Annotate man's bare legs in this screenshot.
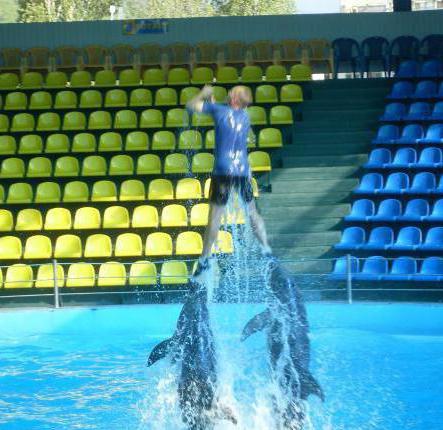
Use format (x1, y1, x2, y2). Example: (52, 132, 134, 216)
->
(201, 203, 225, 259)
(247, 199, 272, 254)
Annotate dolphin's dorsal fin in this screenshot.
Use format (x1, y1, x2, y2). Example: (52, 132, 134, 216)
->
(241, 310, 271, 341)
(301, 372, 325, 402)
(146, 337, 174, 367)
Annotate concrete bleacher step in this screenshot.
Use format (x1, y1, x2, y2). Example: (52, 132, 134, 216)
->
(301, 108, 382, 122)
(266, 218, 342, 234)
(259, 191, 352, 206)
(277, 154, 367, 168)
(261, 204, 350, 219)
(271, 166, 359, 180)
(292, 130, 374, 144)
(268, 231, 341, 247)
(270, 178, 358, 194)
(283, 142, 369, 157)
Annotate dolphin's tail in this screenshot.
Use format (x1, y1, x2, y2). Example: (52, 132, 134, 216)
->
(147, 337, 174, 367)
(301, 371, 325, 402)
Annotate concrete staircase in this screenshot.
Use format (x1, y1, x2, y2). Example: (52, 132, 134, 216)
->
(259, 78, 391, 273)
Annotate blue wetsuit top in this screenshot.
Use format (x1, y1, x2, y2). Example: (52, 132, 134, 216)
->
(202, 102, 250, 177)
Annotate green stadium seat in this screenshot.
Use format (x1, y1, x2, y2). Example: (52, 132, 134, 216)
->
(265, 65, 287, 82)
(91, 180, 117, 202)
(98, 132, 123, 152)
(136, 154, 161, 175)
(129, 260, 157, 285)
(214, 230, 233, 253)
(258, 128, 283, 148)
(35, 263, 65, 288)
(164, 153, 189, 174)
(190, 203, 209, 226)
(178, 130, 202, 150)
(191, 67, 214, 85)
(0, 157, 25, 178)
(94, 70, 116, 87)
(63, 181, 89, 202)
(23, 234, 52, 259)
(4, 264, 32, 287)
(160, 261, 188, 285)
(247, 129, 256, 147)
(139, 109, 163, 128)
(54, 91, 78, 109)
(115, 233, 143, 257)
(70, 71, 92, 88)
(161, 204, 188, 227)
(114, 109, 137, 129)
(35, 182, 61, 203)
(97, 262, 126, 287)
(18, 134, 43, 154)
(15, 208, 42, 231)
(82, 155, 107, 176)
(103, 206, 130, 229)
(290, 64, 312, 81)
(280, 84, 303, 102)
(88, 110, 112, 130)
(45, 71, 68, 89)
(119, 179, 145, 201)
(104, 89, 128, 107)
(22, 72, 43, 89)
(241, 66, 263, 83)
(0, 114, 9, 133)
(151, 130, 176, 150)
(11, 113, 35, 132)
(216, 66, 239, 84)
(192, 152, 214, 173)
(212, 86, 228, 103)
(148, 179, 174, 200)
(72, 133, 96, 152)
(79, 89, 102, 108)
(247, 106, 267, 125)
(125, 131, 149, 151)
(54, 234, 82, 258)
(179, 87, 199, 105)
(176, 178, 202, 199)
(45, 134, 69, 153)
(155, 87, 178, 106)
(167, 67, 190, 85)
(36, 112, 61, 131)
(119, 69, 140, 86)
(84, 234, 112, 257)
(146, 232, 173, 256)
(270, 105, 293, 124)
(192, 112, 214, 127)
(205, 130, 215, 149)
(62, 111, 87, 131)
(129, 88, 152, 107)
(0, 185, 4, 203)
(255, 85, 278, 103)
(66, 263, 95, 287)
(0, 136, 17, 154)
(143, 68, 166, 86)
(54, 156, 79, 177)
(6, 183, 33, 204)
(109, 154, 134, 176)
(73, 207, 101, 230)
(44, 208, 72, 230)
(249, 151, 272, 172)
(26, 156, 51, 177)
(0, 209, 13, 231)
(166, 108, 189, 128)
(4, 92, 27, 110)
(29, 91, 52, 110)
(176, 231, 203, 255)
(0, 73, 19, 90)
(132, 205, 159, 228)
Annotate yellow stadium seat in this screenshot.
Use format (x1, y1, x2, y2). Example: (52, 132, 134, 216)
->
(142, 68, 166, 86)
(148, 179, 174, 200)
(0, 72, 19, 90)
(255, 84, 278, 103)
(62, 111, 87, 131)
(247, 106, 267, 125)
(270, 105, 293, 125)
(29, 91, 52, 110)
(241, 65, 263, 83)
(63, 181, 89, 202)
(251, 177, 259, 197)
(35, 263, 65, 288)
(132, 205, 159, 228)
(88, 111, 112, 130)
(176, 231, 203, 255)
(129, 260, 157, 285)
(4, 264, 32, 288)
(98, 132, 123, 152)
(205, 130, 215, 149)
(136, 154, 161, 175)
(115, 233, 143, 257)
(95, 70, 116, 87)
(84, 234, 112, 257)
(6, 183, 33, 204)
(54, 234, 82, 258)
(160, 261, 188, 285)
(45, 134, 69, 153)
(191, 67, 214, 85)
(18, 134, 43, 154)
(0, 236, 22, 259)
(129, 88, 152, 107)
(0, 184, 4, 202)
(151, 130, 176, 150)
(204, 178, 211, 199)
(15, 208, 42, 231)
(54, 90, 77, 110)
(4, 91, 27, 110)
(114, 109, 138, 130)
(35, 182, 61, 203)
(176, 178, 202, 199)
(24, 235, 52, 259)
(145, 232, 173, 256)
(265, 65, 287, 82)
(258, 128, 283, 148)
(104, 89, 128, 107)
(54, 156, 80, 177)
(213, 230, 234, 254)
(139, 109, 163, 128)
(161, 204, 188, 227)
(109, 154, 134, 176)
(0, 136, 16, 154)
(249, 151, 272, 172)
(192, 112, 214, 127)
(154, 88, 178, 107)
(178, 130, 203, 150)
(192, 153, 214, 173)
(167, 67, 190, 85)
(212, 86, 228, 103)
(164, 153, 189, 174)
(290, 64, 312, 81)
(119, 179, 145, 201)
(70, 71, 92, 88)
(66, 263, 95, 287)
(71, 133, 96, 153)
(179, 87, 199, 105)
(190, 203, 209, 226)
(82, 155, 107, 176)
(166, 108, 189, 128)
(280, 84, 303, 102)
(0, 157, 25, 178)
(91, 180, 117, 202)
(222, 202, 246, 225)
(97, 262, 126, 287)
(27, 156, 52, 177)
(119, 69, 141, 86)
(79, 89, 102, 108)
(11, 113, 35, 132)
(45, 71, 68, 88)
(0, 209, 13, 231)
(44, 208, 72, 230)
(73, 207, 101, 229)
(126, 131, 149, 151)
(103, 206, 130, 229)
(216, 66, 239, 84)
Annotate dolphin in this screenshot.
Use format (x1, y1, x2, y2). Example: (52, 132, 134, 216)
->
(147, 281, 237, 430)
(241, 259, 324, 430)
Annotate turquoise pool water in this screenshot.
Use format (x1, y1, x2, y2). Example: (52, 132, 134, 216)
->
(0, 303, 442, 430)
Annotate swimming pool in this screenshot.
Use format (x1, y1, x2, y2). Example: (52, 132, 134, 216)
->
(0, 303, 442, 430)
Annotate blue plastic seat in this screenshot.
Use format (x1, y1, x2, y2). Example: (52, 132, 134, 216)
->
(430, 102, 443, 121)
(385, 257, 417, 281)
(417, 147, 442, 168)
(438, 82, 443, 99)
(428, 199, 443, 221)
(364, 148, 391, 168)
(420, 35, 443, 61)
(437, 175, 443, 194)
(389, 36, 420, 74)
(372, 125, 400, 145)
(408, 172, 436, 194)
(396, 124, 424, 145)
(419, 60, 442, 79)
(412, 80, 438, 100)
(379, 172, 409, 195)
(354, 173, 383, 195)
(398, 199, 430, 221)
(362, 227, 394, 250)
(332, 38, 361, 77)
(416, 257, 443, 281)
(417, 124, 443, 145)
(335, 227, 365, 250)
(345, 199, 375, 222)
(361, 37, 389, 75)
(354, 256, 388, 281)
(372, 199, 402, 221)
(395, 60, 419, 79)
(421, 227, 443, 251)
(380, 103, 407, 122)
(391, 226, 422, 251)
(386, 82, 414, 101)
(329, 256, 360, 281)
(391, 147, 417, 168)
(404, 102, 431, 121)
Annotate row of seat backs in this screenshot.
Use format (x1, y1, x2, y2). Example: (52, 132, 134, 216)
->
(331, 255, 443, 280)
(380, 103, 443, 123)
(0, 203, 244, 231)
(395, 59, 443, 79)
(0, 260, 192, 288)
(0, 177, 260, 204)
(373, 123, 443, 144)
(366, 147, 443, 168)
(0, 230, 233, 259)
(0, 129, 281, 154)
(386, 80, 443, 101)
(346, 198, 443, 222)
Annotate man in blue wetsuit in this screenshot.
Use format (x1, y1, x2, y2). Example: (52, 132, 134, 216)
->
(187, 85, 272, 279)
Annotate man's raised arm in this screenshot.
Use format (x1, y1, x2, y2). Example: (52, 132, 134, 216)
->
(186, 85, 214, 113)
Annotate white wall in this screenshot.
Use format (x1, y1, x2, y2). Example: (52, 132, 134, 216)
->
(297, 0, 341, 14)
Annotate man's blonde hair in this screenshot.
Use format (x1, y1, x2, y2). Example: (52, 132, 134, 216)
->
(228, 85, 252, 108)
